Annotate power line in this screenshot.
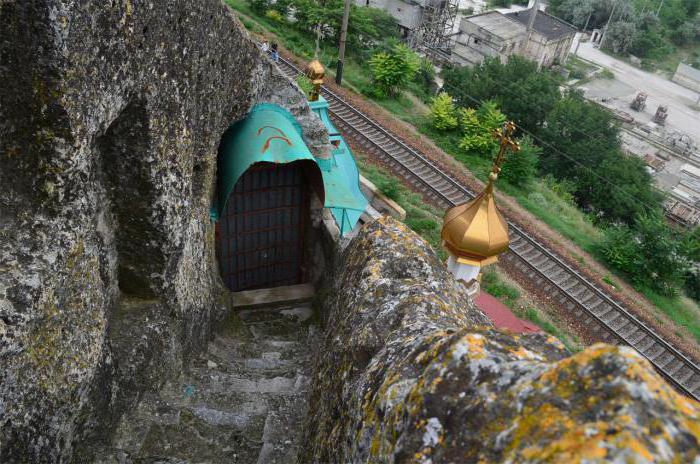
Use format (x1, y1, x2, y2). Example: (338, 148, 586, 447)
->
(437, 79, 670, 214)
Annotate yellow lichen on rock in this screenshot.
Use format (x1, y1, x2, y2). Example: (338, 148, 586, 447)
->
(301, 217, 700, 463)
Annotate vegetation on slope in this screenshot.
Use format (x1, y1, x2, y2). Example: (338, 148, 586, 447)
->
(225, 0, 700, 344)
(548, 0, 700, 73)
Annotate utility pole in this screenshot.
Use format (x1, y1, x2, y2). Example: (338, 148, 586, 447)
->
(574, 9, 593, 55)
(599, 0, 618, 50)
(336, 0, 352, 85)
(527, 0, 541, 68)
(527, 0, 539, 35)
(656, 0, 665, 16)
(574, 8, 593, 55)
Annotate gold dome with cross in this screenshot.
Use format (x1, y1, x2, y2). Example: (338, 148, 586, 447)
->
(441, 122, 519, 267)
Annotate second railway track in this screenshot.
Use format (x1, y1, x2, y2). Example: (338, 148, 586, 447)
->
(276, 56, 700, 400)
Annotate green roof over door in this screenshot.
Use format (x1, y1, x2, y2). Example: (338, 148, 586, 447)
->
(212, 102, 368, 235)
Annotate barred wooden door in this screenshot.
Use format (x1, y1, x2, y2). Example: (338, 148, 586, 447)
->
(217, 162, 308, 292)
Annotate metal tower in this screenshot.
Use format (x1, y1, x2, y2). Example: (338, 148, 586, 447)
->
(414, 0, 459, 62)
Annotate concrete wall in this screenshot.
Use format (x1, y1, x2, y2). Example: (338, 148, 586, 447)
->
(357, 0, 423, 30)
(452, 16, 524, 66)
(673, 62, 700, 94)
(521, 31, 574, 67)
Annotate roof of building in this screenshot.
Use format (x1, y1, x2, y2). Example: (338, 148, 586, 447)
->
(461, 11, 526, 41)
(506, 9, 577, 40)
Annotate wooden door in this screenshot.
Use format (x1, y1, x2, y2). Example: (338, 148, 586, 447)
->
(217, 162, 308, 292)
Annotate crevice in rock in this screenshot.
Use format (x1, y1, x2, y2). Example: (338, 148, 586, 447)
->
(96, 99, 164, 298)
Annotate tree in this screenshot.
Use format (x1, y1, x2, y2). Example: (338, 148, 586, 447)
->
(537, 91, 662, 224)
(575, 155, 663, 224)
(548, 0, 622, 30)
(368, 44, 420, 98)
(347, 6, 399, 49)
(458, 102, 505, 157)
(604, 21, 637, 53)
(500, 136, 540, 188)
(429, 92, 458, 131)
(600, 212, 692, 295)
(538, 91, 619, 182)
(442, 56, 561, 134)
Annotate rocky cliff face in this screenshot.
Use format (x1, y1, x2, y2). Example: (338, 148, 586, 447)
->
(301, 216, 700, 463)
(0, 1, 325, 461)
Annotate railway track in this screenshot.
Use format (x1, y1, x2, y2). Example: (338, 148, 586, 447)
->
(276, 56, 700, 400)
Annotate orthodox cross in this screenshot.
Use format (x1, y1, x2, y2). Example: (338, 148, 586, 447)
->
(489, 121, 520, 183)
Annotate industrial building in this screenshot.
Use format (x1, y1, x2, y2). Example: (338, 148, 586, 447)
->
(357, 0, 459, 60)
(452, 8, 576, 68)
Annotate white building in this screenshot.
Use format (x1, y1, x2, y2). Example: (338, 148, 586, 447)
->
(452, 9, 576, 68)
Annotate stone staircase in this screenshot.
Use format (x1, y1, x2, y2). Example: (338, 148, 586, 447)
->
(96, 303, 318, 464)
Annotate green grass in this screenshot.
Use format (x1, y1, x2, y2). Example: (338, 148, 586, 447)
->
(599, 68, 615, 79)
(565, 56, 599, 81)
(482, 268, 582, 352)
(225, 0, 700, 347)
(602, 44, 700, 77)
(355, 155, 446, 260)
(638, 286, 700, 343)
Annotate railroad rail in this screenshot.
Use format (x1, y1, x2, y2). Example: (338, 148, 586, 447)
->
(276, 56, 700, 400)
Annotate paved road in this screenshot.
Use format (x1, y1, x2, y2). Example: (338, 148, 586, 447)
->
(573, 41, 700, 141)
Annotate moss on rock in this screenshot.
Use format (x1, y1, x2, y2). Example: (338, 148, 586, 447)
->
(301, 216, 700, 463)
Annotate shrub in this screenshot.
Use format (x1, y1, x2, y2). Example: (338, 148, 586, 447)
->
(249, 0, 270, 13)
(368, 44, 420, 98)
(377, 176, 401, 201)
(599, 213, 693, 296)
(295, 75, 313, 96)
(500, 135, 540, 188)
(429, 92, 458, 131)
(413, 58, 437, 99)
(458, 101, 505, 157)
(264, 9, 284, 22)
(599, 68, 615, 79)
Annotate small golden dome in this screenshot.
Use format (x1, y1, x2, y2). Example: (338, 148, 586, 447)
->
(441, 182, 509, 266)
(306, 59, 325, 83)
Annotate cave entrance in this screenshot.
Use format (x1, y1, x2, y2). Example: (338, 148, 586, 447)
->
(216, 161, 313, 292)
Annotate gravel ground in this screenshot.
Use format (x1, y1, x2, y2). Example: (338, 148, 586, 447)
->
(279, 48, 700, 363)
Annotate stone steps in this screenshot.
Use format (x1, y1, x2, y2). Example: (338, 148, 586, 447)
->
(95, 304, 317, 464)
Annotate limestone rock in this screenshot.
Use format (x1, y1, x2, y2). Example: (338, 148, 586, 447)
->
(301, 216, 700, 463)
(0, 1, 324, 461)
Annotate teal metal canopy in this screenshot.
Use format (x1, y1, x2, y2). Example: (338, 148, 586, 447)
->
(213, 102, 368, 235)
(309, 97, 367, 235)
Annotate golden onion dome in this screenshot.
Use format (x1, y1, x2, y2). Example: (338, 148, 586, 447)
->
(306, 59, 325, 83)
(441, 173, 509, 267)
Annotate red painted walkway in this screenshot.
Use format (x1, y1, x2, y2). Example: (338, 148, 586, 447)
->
(475, 292, 541, 334)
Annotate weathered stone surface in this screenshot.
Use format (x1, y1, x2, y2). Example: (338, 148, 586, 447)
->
(0, 1, 325, 461)
(94, 305, 318, 463)
(301, 216, 700, 463)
